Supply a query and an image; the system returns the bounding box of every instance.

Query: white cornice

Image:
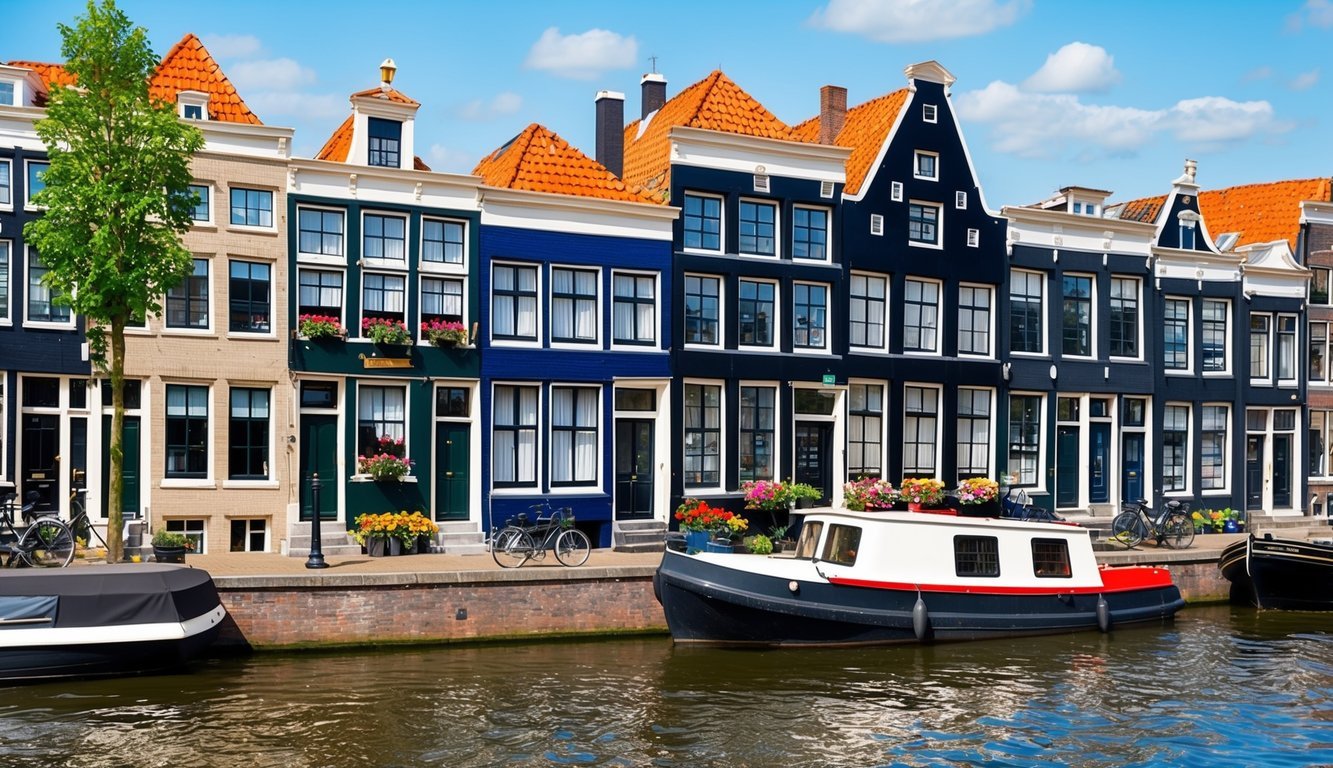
[480,185,677,240]
[1002,205,1158,236]
[1301,200,1333,226]
[669,126,850,183]
[479,185,676,222]
[289,157,482,190]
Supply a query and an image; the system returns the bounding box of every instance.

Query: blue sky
[5,0,1331,207]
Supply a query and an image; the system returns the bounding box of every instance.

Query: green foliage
[151,530,191,549]
[745,534,773,555]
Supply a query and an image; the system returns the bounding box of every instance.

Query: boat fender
[912,595,931,641]
[788,580,800,595]
[1096,595,1111,633]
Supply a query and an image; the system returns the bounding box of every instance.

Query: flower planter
[907,503,957,516]
[705,539,734,554]
[367,538,389,557]
[417,535,432,554]
[153,546,186,564]
[1223,519,1240,534]
[684,530,710,554]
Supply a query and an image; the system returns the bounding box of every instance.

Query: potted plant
[349,510,437,556]
[768,524,795,552]
[361,317,412,346]
[899,477,948,510]
[1191,511,1209,534]
[298,313,345,341]
[151,529,192,563]
[954,477,1000,515]
[843,477,897,511]
[715,513,749,552]
[741,480,794,511]
[790,482,823,508]
[356,435,412,481]
[745,533,773,555]
[675,499,716,553]
[421,319,470,348]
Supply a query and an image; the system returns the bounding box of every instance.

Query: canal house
[474,115,677,548]
[288,62,483,549]
[1301,188,1333,517]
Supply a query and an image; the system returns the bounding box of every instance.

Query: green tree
[25,0,203,563]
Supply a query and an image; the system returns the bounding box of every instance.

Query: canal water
[2,605,1331,767]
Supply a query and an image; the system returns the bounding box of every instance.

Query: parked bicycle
[0,492,75,567]
[491,502,591,568]
[1111,498,1195,550]
[65,488,108,552]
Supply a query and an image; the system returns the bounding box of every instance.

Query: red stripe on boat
[828,565,1174,596]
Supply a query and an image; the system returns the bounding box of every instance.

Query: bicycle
[491,502,591,568]
[65,488,108,552]
[0,492,75,567]
[1110,498,1195,550]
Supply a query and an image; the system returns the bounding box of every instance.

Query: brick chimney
[641,72,666,119]
[595,90,625,178]
[819,85,847,145]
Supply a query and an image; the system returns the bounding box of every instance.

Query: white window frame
[907,200,943,249]
[0,159,11,211]
[1309,409,1333,481]
[846,378,887,481]
[23,245,74,330]
[1061,272,1096,360]
[848,272,889,353]
[913,150,939,181]
[902,276,941,355]
[360,210,409,270]
[609,269,660,351]
[1201,298,1230,376]
[1109,276,1143,362]
[548,384,603,492]
[682,191,724,255]
[737,276,780,352]
[737,381,781,483]
[360,271,408,332]
[1249,312,1272,385]
[490,261,542,348]
[682,379,725,492]
[791,205,832,262]
[1277,313,1299,385]
[956,386,995,480]
[890,182,903,202]
[792,280,831,354]
[491,382,541,493]
[549,264,602,349]
[178,91,209,121]
[1311,320,1331,387]
[296,266,346,329]
[227,186,276,232]
[902,382,943,477]
[1006,391,1047,492]
[165,519,208,553]
[966,228,979,247]
[957,282,994,359]
[419,216,468,274]
[683,272,724,349]
[956,190,968,210]
[354,381,412,481]
[161,381,215,488]
[1199,403,1230,496]
[24,159,48,211]
[0,239,10,326]
[222,385,278,489]
[922,104,938,123]
[229,518,269,552]
[737,197,779,258]
[1163,296,1192,375]
[187,182,214,227]
[296,205,347,265]
[163,256,214,335]
[1010,268,1046,357]
[418,274,467,338]
[1162,402,1192,496]
[870,214,885,236]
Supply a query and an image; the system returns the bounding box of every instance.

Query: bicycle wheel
[1110,511,1145,549]
[554,528,591,567]
[20,519,75,567]
[491,527,534,568]
[1161,513,1195,549]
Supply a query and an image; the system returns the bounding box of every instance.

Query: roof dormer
[0,64,49,107]
[328,58,421,171]
[177,89,209,121]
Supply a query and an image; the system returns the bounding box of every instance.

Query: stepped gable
[1116,178,1333,250]
[151,33,261,124]
[621,70,796,201]
[792,88,909,196]
[475,123,658,203]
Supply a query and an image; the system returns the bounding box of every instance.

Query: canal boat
[1218,533,1333,611]
[0,563,227,682]
[654,508,1184,646]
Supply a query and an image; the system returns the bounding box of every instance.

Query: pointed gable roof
[621,70,797,200]
[475,123,658,203]
[151,33,261,124]
[1115,177,1333,250]
[792,89,909,196]
[350,85,419,106]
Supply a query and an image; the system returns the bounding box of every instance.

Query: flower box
[362,317,412,346]
[422,319,470,348]
[299,314,346,341]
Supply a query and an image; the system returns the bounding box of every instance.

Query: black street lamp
[305,473,328,569]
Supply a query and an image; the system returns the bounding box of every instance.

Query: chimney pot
[595,90,626,179]
[641,72,667,120]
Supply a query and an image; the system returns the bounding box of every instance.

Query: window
[357,385,406,459]
[1202,299,1228,372]
[0,241,8,319]
[0,160,9,206]
[1008,395,1041,485]
[551,267,598,344]
[792,207,829,261]
[166,519,206,554]
[890,182,903,202]
[738,279,775,347]
[367,117,401,168]
[966,228,979,247]
[849,274,886,349]
[870,213,885,235]
[1109,277,1139,357]
[957,285,991,356]
[436,387,470,418]
[1250,314,1271,379]
[614,388,655,412]
[1201,405,1228,491]
[26,161,48,206]
[903,278,939,353]
[957,388,991,478]
[298,208,344,257]
[1310,410,1333,477]
[914,151,938,180]
[363,213,406,261]
[362,273,406,323]
[738,385,776,481]
[551,387,598,486]
[1163,404,1189,492]
[793,283,828,350]
[188,184,210,222]
[166,384,209,478]
[957,191,968,210]
[493,385,538,487]
[1062,274,1092,357]
[1180,223,1196,250]
[422,218,465,265]
[1032,539,1071,578]
[848,383,883,479]
[229,188,273,228]
[1009,269,1045,354]
[1312,268,1331,306]
[421,276,463,325]
[612,273,656,345]
[182,103,203,120]
[298,269,343,317]
[908,202,940,245]
[492,264,539,342]
[738,200,776,256]
[166,258,209,329]
[903,385,939,476]
[27,250,70,323]
[230,519,267,552]
[228,260,270,333]
[1164,298,1190,370]
[683,193,721,251]
[0,82,12,106]
[684,274,720,345]
[923,104,937,122]
[822,524,862,566]
[954,536,1000,577]
[1312,321,1328,384]
[1278,315,1297,381]
[684,383,721,488]
[228,388,269,480]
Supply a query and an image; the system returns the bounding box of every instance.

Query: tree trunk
[105,319,125,563]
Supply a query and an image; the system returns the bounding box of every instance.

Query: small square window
[0,81,14,107]
[967,229,979,247]
[182,104,203,120]
[908,202,941,246]
[230,188,273,228]
[923,104,937,123]
[914,151,937,181]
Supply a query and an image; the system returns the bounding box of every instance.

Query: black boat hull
[1219,535,1333,611]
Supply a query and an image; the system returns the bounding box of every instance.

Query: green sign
[822,374,836,386]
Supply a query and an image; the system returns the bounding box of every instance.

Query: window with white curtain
[849,273,886,349]
[903,277,939,353]
[684,383,721,488]
[357,385,406,458]
[848,382,883,479]
[421,277,463,324]
[493,385,538,487]
[1201,405,1228,490]
[551,386,599,486]
[298,269,343,317]
[492,264,538,342]
[612,272,655,345]
[957,387,991,477]
[551,268,598,344]
[363,213,406,261]
[362,273,405,322]
[903,384,939,476]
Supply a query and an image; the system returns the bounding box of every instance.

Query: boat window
[1031,538,1072,578]
[795,521,823,559]
[821,524,862,566]
[954,535,1000,577]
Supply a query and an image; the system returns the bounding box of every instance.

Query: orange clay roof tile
[792,88,909,196]
[7,60,78,100]
[1117,178,1333,250]
[350,85,420,106]
[475,123,658,203]
[315,115,354,163]
[621,70,797,201]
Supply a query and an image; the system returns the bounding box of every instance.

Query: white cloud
[245,91,346,120]
[228,58,318,92]
[200,33,262,59]
[524,28,637,80]
[1290,68,1320,90]
[1287,0,1333,31]
[457,92,523,121]
[1242,65,1273,83]
[428,144,476,173]
[1166,97,1284,144]
[808,0,1029,43]
[1021,42,1120,93]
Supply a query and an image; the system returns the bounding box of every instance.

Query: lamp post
[305,473,328,569]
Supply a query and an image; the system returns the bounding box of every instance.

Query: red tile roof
[7,60,77,100]
[474,123,658,203]
[792,89,909,196]
[1117,177,1333,250]
[313,112,430,170]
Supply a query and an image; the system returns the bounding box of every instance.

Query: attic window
[753,173,770,193]
[368,118,402,168]
[1177,210,1199,250]
[0,81,14,107]
[177,90,209,121]
[956,191,967,210]
[820,180,835,199]
[967,228,979,248]
[870,214,884,236]
[891,181,903,202]
[923,104,937,123]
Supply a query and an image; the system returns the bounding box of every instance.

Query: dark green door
[615,419,654,519]
[434,422,470,521]
[300,414,338,521]
[1273,433,1292,508]
[1055,425,1079,508]
[100,415,141,518]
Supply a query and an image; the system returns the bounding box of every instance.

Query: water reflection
[0,606,1330,767]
